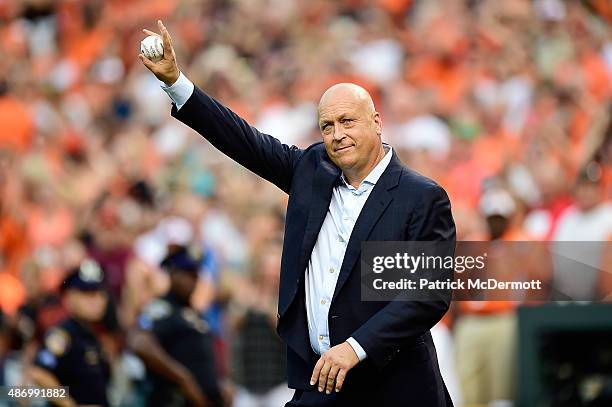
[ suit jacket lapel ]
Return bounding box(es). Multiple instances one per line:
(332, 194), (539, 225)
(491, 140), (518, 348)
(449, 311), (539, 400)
(332, 152), (403, 302)
(297, 154), (340, 279)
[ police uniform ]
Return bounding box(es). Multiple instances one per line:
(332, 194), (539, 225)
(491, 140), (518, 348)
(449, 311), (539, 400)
(138, 248), (224, 407)
(34, 260), (110, 406)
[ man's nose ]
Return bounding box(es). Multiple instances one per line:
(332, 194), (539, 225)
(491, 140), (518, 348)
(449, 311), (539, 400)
(332, 122), (344, 141)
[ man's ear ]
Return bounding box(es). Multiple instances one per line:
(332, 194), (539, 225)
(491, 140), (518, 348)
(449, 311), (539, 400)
(373, 111), (382, 136)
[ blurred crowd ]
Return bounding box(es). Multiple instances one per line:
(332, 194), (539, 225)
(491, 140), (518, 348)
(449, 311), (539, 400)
(0, 0), (611, 406)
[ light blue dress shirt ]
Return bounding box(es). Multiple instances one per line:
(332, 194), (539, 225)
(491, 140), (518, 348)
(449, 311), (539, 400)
(304, 147), (392, 361)
(161, 73), (393, 361)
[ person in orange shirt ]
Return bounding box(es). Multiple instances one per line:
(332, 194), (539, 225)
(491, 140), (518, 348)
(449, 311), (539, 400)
(0, 215), (29, 275)
(0, 151), (30, 277)
(0, 83), (35, 154)
(0, 271), (26, 316)
(454, 186), (547, 407)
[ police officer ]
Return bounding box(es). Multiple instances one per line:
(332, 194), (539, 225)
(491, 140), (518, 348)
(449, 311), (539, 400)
(31, 259), (110, 407)
(130, 245), (224, 407)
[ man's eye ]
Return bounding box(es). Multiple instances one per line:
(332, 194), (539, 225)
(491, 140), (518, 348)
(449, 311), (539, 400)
(342, 119), (353, 124)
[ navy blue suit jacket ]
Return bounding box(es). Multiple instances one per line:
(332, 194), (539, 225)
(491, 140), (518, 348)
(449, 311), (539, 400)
(171, 86), (456, 406)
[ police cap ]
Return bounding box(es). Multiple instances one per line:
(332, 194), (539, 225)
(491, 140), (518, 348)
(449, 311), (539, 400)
(62, 259), (105, 292)
(160, 245), (202, 273)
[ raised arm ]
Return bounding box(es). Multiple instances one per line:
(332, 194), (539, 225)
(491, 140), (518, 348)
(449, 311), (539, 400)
(139, 20), (303, 193)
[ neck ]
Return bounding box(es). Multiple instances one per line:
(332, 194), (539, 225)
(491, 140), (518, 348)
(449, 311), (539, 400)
(167, 290), (191, 307)
(344, 145), (386, 189)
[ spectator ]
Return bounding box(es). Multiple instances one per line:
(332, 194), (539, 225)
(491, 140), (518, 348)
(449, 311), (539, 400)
(230, 243), (292, 407)
(552, 163), (612, 300)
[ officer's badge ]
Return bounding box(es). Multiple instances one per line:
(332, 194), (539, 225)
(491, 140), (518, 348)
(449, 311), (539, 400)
(45, 329), (70, 356)
(181, 308), (209, 333)
(187, 244), (203, 262)
(79, 259), (104, 282)
(145, 299), (171, 321)
(85, 349), (99, 365)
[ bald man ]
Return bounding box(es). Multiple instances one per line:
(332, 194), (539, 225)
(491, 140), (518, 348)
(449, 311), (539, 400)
(140, 21), (455, 407)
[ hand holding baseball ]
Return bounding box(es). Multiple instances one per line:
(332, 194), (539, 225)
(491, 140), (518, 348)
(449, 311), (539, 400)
(140, 20), (180, 86)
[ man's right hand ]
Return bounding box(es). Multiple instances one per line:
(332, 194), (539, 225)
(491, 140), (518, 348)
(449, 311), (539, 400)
(140, 20), (180, 86)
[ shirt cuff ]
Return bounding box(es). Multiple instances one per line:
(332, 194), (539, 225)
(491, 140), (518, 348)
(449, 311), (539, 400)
(346, 337), (367, 362)
(159, 71), (194, 110)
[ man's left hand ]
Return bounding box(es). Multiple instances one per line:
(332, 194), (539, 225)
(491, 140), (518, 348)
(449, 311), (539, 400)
(310, 342), (360, 394)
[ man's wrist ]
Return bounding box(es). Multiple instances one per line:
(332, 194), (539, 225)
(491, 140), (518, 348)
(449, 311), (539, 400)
(160, 72), (194, 110)
(346, 337), (367, 362)
(160, 71), (182, 89)
(163, 71), (180, 87)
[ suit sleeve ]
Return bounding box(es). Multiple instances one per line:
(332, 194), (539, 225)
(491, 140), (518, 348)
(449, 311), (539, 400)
(170, 85), (304, 194)
(351, 184), (456, 368)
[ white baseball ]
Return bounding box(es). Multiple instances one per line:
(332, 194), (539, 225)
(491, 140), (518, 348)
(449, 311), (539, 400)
(140, 35), (164, 62)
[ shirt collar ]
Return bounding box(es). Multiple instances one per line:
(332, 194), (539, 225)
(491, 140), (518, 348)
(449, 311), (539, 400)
(340, 145), (393, 191)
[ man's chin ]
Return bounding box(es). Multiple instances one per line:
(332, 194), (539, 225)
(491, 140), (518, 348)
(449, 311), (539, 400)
(326, 155), (355, 174)
(335, 157), (357, 172)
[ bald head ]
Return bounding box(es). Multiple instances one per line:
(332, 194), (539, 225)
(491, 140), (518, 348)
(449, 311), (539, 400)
(318, 83), (375, 116)
(317, 82), (384, 188)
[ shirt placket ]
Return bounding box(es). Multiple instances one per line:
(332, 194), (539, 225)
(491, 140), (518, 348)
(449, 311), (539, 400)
(343, 186), (364, 237)
(318, 198), (342, 353)
(326, 189), (356, 351)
